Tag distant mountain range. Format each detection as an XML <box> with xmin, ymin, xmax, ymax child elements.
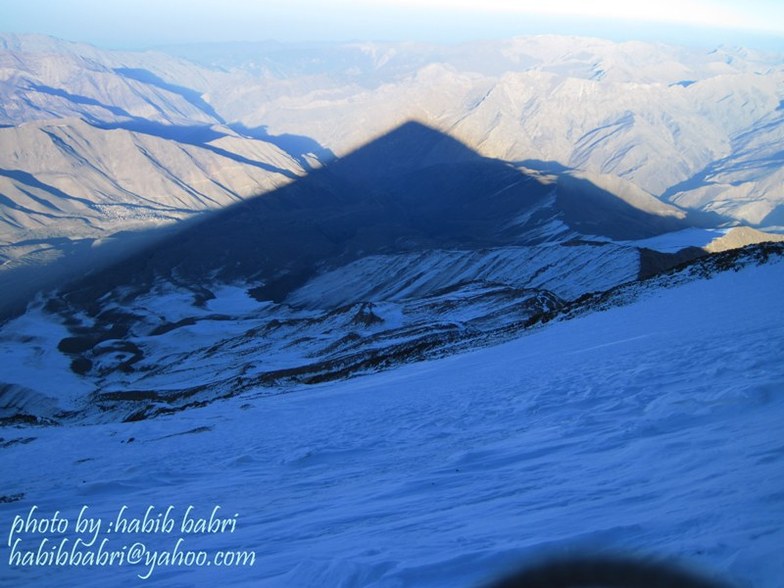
<box><xmin>1</xmin><ymin>33</ymin><xmax>783</xmax><ymax>314</ymax></box>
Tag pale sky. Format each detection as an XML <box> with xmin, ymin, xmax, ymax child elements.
<box><xmin>383</xmin><ymin>0</ymin><xmax>782</xmax><ymax>30</ymax></box>
<box><xmin>1</xmin><ymin>0</ymin><xmax>782</xmax><ymax>49</ymax></box>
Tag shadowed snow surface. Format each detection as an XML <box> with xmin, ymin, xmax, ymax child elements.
<box><xmin>0</xmin><ymin>256</ymin><xmax>781</xmax><ymax>587</ymax></box>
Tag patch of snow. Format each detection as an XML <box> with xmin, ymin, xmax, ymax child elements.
<box><xmin>624</xmin><ymin>227</ymin><xmax>729</xmax><ymax>252</ymax></box>
<box><xmin>0</xmin><ymin>305</ymin><xmax>94</xmax><ymax>414</ymax></box>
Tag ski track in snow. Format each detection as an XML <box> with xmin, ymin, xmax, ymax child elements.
<box><xmin>0</xmin><ymin>260</ymin><xmax>783</xmax><ymax>587</ymax></box>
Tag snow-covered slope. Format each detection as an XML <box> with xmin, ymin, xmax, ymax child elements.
<box><xmin>286</xmin><ymin>242</ymin><xmax>640</xmax><ymax>308</ymax></box>
<box><xmin>0</xmin><ymin>243</ymin><xmax>781</xmax><ymax>587</ymax></box>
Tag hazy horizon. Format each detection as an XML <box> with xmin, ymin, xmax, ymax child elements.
<box><xmin>1</xmin><ymin>0</ymin><xmax>783</xmax><ymax>52</ymax></box>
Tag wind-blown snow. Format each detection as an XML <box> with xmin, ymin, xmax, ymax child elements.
<box><xmin>1</xmin><ymin>256</ymin><xmax>782</xmax><ymax>587</ymax></box>
<box><xmin>288</xmin><ymin>242</ymin><xmax>639</xmax><ymax>307</ymax></box>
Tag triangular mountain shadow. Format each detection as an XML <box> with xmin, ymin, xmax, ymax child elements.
<box><xmin>556</xmin><ymin>174</ymin><xmax>688</xmax><ymax>240</ymax></box>
<box><xmin>517</xmin><ymin>158</ymin><xmax>731</xmax><ymax>237</ymax></box>
<box><xmin>53</xmin><ymin>121</ymin><xmax>692</xmax><ymax>309</ymax></box>
<box><xmin>229</xmin><ymin>123</ymin><xmax>336</xmax><ymax>169</ymax></box>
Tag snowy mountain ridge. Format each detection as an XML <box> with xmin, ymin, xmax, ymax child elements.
<box><xmin>2</xmin><ymin>233</ymin><xmax>780</xmax><ymax>426</ymax></box>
